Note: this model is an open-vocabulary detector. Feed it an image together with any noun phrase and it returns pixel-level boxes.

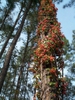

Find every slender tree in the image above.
[0,6,22,59]
[0,0,39,99]
[0,0,33,92]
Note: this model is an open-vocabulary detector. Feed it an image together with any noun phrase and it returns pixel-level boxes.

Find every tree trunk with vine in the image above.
[29,0,67,100]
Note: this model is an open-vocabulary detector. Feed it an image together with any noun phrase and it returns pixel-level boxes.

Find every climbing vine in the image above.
[29,0,67,99]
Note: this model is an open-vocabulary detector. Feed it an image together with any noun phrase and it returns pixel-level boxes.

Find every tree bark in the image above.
[0,0,32,93]
[40,59,52,100]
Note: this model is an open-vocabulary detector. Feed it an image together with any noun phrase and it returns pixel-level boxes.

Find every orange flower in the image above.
[42,54,49,62]
[50,68,56,74]
[49,56,55,61]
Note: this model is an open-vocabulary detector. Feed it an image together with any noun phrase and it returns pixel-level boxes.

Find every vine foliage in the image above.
[29,0,67,100]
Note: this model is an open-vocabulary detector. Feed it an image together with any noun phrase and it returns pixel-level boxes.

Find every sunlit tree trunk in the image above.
[41,67,51,100]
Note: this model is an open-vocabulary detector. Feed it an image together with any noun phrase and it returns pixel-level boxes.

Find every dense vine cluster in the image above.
[29,0,67,99]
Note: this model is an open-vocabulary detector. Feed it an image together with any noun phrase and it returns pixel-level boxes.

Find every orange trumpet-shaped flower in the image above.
[49,56,55,62]
[50,68,56,74]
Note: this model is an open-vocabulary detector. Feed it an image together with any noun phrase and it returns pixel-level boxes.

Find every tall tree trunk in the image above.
[14,32,30,99]
[41,66,51,100]
[0,0,32,92]
[32,0,66,100]
[0,6,22,59]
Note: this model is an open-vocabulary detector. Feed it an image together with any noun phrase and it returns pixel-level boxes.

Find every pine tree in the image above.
[0,0,33,92]
[0,0,39,99]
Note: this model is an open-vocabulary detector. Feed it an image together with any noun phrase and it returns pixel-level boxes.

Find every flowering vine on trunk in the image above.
[29,0,67,100]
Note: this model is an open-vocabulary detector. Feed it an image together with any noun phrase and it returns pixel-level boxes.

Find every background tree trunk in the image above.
[0,0,32,92]
[14,32,30,99]
[0,6,22,59]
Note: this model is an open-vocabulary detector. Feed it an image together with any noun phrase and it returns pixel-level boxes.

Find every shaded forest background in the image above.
[0,0,75,100]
